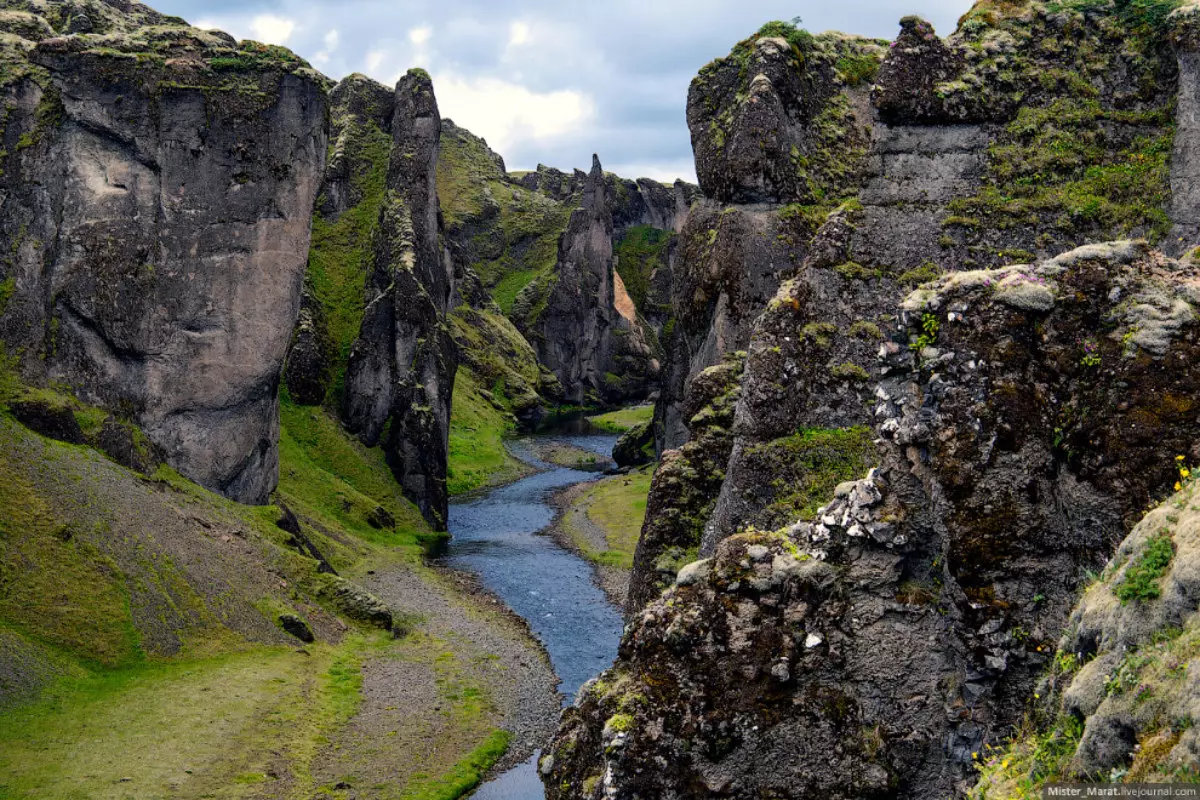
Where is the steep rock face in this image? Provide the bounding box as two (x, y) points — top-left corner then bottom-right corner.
(343, 70), (457, 529)
(517, 156), (660, 406)
(688, 28), (885, 205)
(285, 73), (395, 409)
(657, 27), (879, 453)
(547, 242), (1200, 800)
(624, 353), (743, 614)
(0, 4), (327, 504)
(974, 478), (1200, 792)
(552, 3), (1200, 794)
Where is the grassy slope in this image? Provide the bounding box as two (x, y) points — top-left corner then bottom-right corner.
(563, 466), (654, 570)
(447, 370), (532, 497)
(586, 404), (654, 434)
(0, 373), (515, 798)
(436, 129), (572, 314)
(305, 119), (391, 405)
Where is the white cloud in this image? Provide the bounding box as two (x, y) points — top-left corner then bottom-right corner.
(434, 74), (595, 154)
(365, 50), (386, 74)
(508, 21), (531, 47)
(409, 26), (432, 45)
(312, 28), (340, 65)
(604, 159), (699, 185)
(249, 14), (296, 46)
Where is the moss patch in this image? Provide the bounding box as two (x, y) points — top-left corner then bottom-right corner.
(614, 225), (674, 312)
(748, 426), (877, 525)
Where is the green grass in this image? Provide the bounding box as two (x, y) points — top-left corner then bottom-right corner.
(491, 268), (537, 316)
(0, 447), (143, 669)
(306, 119), (392, 404)
(582, 468), (654, 570)
(587, 405), (654, 434)
(278, 397), (436, 553)
(400, 730), (510, 800)
(447, 371), (530, 496)
(435, 129), (573, 317)
(752, 426), (877, 522)
(1114, 532), (1175, 603)
(614, 226), (673, 311)
(0, 644), (349, 798)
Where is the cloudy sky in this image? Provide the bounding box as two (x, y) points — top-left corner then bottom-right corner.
(150, 0), (974, 183)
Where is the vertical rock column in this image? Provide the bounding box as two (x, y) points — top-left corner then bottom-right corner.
(343, 69), (457, 529)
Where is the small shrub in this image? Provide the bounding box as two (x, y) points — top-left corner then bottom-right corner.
(830, 362), (870, 382)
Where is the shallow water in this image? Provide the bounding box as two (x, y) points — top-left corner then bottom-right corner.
(439, 434), (625, 800)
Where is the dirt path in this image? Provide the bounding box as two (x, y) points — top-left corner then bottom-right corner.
(307, 562), (560, 799)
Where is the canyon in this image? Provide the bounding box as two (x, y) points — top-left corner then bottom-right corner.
(1, 1), (1199, 799)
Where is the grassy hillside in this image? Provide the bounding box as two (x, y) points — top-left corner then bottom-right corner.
(437, 127), (573, 314)
(0, 365), (536, 798)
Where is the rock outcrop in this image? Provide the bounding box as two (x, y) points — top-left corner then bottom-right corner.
(549, 4), (1200, 798)
(975, 475), (1200, 791)
(0, 2), (328, 504)
(516, 156), (661, 406)
(549, 241), (1200, 800)
(343, 69), (457, 530)
(656, 27), (881, 452)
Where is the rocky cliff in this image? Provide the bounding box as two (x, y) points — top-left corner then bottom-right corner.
(0, 0), (327, 504)
(548, 3), (1200, 797)
(342, 70), (457, 530)
(515, 156), (663, 406)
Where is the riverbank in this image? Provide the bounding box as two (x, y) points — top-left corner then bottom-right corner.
(548, 465), (655, 608)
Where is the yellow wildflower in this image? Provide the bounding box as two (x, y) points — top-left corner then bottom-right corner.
(1176, 482), (1184, 492)
(1178, 455), (1186, 462)
(1182, 469), (1191, 479)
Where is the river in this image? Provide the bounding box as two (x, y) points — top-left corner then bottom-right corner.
(438, 433), (627, 800)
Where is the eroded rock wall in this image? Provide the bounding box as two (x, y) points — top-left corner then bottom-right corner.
(342, 69), (457, 530)
(0, 4), (327, 504)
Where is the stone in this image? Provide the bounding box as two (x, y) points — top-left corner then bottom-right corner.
(8, 399), (84, 444)
(279, 614), (315, 644)
(612, 421), (654, 468)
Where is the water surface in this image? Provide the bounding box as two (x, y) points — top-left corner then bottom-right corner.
(440, 434), (625, 799)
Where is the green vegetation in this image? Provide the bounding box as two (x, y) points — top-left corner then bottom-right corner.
(400, 730), (511, 800)
(912, 313), (941, 352)
(278, 397), (437, 554)
(753, 426), (876, 522)
(447, 371), (530, 496)
(562, 467), (654, 570)
(0, 451), (142, 668)
(942, 0), (1179, 250)
(896, 261), (943, 287)
(614, 226), (674, 311)
(0, 645), (348, 797)
(830, 362), (871, 382)
(1114, 532), (1175, 603)
(436, 130), (572, 315)
(306, 117), (392, 405)
(587, 404), (654, 433)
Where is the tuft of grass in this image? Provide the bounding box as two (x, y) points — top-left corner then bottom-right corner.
(1114, 533), (1175, 603)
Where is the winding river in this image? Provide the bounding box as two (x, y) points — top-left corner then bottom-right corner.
(439, 433), (627, 799)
